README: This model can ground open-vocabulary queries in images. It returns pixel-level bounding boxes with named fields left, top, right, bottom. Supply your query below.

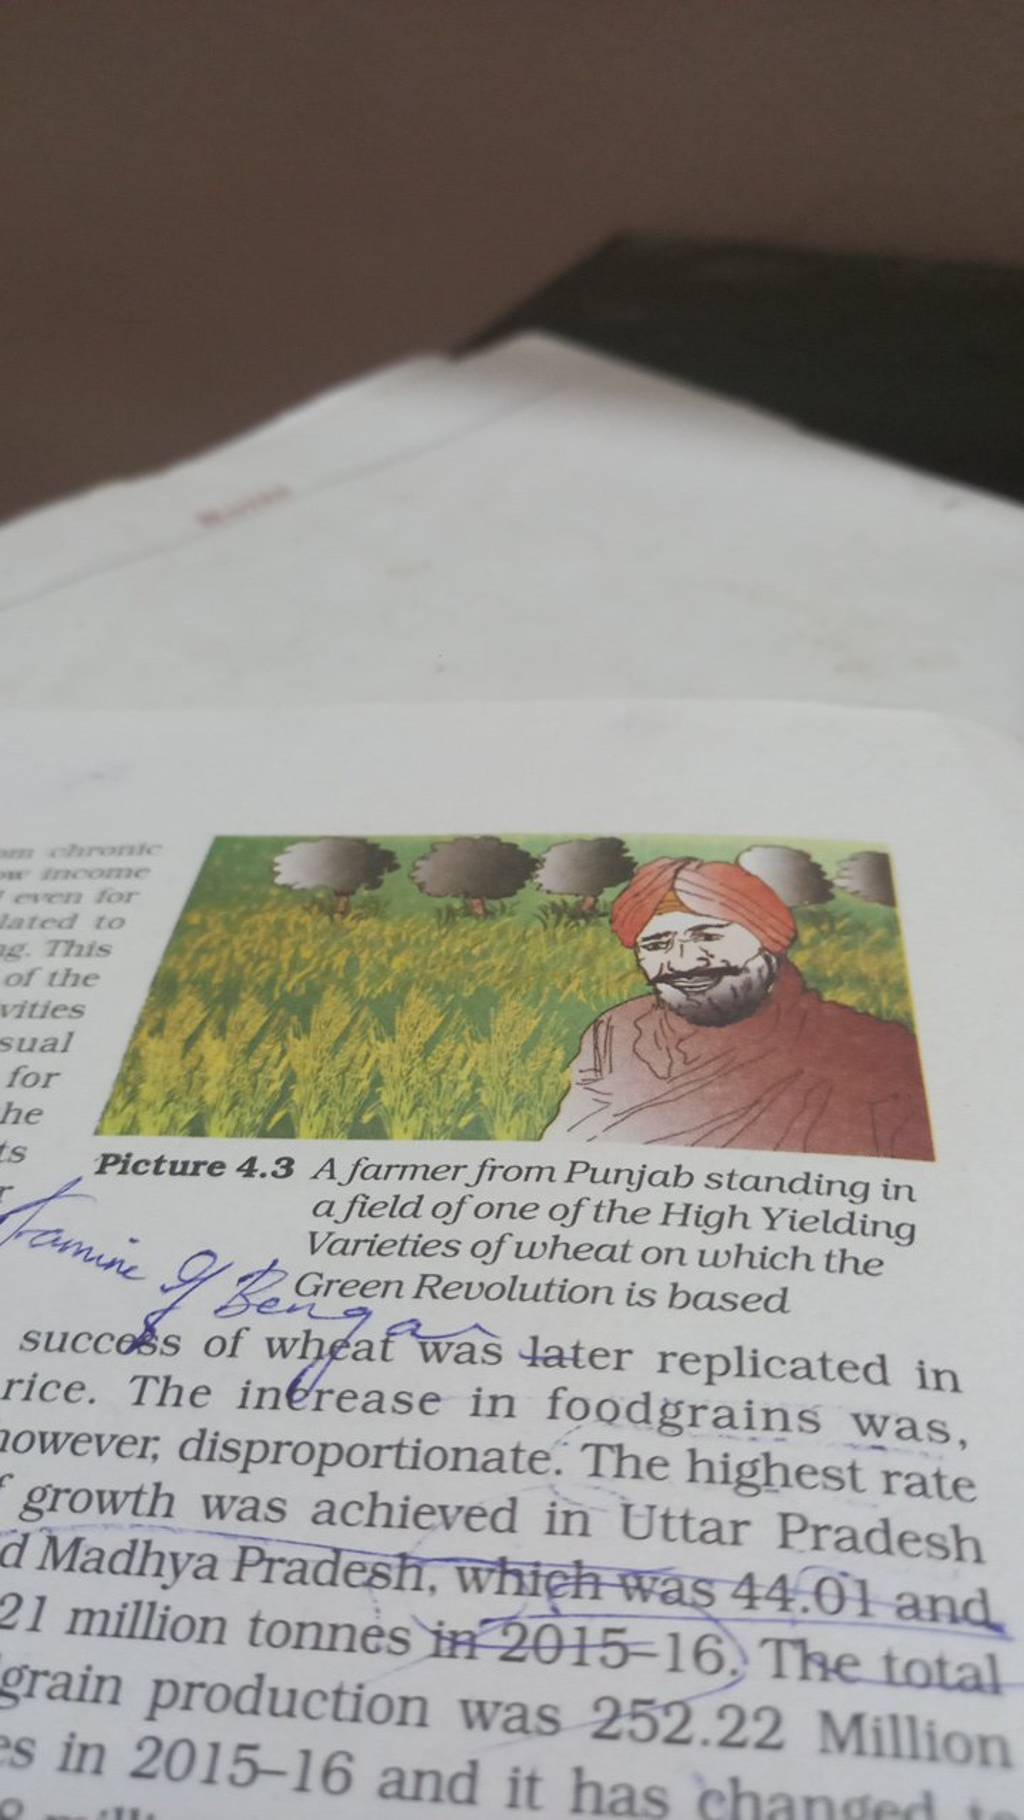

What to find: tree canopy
left=534, top=837, right=634, bottom=912
left=412, top=836, right=535, bottom=915
left=835, top=850, right=896, bottom=906
left=274, top=837, right=398, bottom=913
left=738, top=844, right=833, bottom=907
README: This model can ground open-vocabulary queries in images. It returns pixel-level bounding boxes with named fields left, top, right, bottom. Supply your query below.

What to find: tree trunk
left=334, top=891, right=352, bottom=918
left=579, top=894, right=599, bottom=917
left=466, top=896, right=489, bottom=917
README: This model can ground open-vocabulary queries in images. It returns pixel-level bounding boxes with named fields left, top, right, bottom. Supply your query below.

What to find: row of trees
left=272, top=837, right=897, bottom=920
left=273, top=836, right=633, bottom=917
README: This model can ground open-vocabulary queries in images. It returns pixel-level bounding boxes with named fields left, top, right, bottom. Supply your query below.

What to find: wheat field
left=98, top=835, right=917, bottom=1143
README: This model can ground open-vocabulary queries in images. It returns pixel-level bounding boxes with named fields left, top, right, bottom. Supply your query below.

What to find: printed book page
left=0, top=699, right=1020, bottom=1818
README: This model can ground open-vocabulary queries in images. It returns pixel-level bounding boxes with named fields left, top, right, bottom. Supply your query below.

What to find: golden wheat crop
left=98, top=892, right=915, bottom=1142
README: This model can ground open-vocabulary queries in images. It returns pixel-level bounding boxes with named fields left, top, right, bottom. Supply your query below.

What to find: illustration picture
left=99, top=833, right=933, bottom=1159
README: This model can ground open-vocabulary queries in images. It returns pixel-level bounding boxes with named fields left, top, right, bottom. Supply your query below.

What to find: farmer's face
left=636, top=911, right=775, bottom=1026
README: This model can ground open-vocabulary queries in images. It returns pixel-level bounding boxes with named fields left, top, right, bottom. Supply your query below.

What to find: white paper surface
left=2, top=337, right=1021, bottom=735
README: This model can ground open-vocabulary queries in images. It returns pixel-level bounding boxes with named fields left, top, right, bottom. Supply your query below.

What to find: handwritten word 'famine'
left=0, top=1178, right=143, bottom=1280
left=0, top=1180, right=497, bottom=1409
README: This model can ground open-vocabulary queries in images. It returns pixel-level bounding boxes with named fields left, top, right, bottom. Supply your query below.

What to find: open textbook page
left=0, top=700, right=1019, bottom=1818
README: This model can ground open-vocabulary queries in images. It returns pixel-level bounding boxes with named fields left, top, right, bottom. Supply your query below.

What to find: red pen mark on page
left=196, top=485, right=292, bottom=528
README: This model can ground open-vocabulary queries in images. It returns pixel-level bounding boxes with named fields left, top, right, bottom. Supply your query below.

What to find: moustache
left=655, top=964, right=743, bottom=987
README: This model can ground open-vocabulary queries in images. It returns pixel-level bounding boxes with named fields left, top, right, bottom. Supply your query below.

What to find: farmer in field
left=543, top=858, right=933, bottom=1159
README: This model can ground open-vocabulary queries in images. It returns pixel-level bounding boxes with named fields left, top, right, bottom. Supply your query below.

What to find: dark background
left=3, top=1, right=1023, bottom=522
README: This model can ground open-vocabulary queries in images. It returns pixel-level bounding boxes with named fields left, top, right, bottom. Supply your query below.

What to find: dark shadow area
left=477, top=238, right=1024, bottom=501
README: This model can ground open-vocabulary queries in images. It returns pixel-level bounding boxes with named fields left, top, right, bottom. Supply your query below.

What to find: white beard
left=652, top=950, right=781, bottom=1027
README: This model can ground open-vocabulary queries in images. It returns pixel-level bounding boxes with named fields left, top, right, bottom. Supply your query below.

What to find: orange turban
left=611, top=857, right=796, bottom=953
